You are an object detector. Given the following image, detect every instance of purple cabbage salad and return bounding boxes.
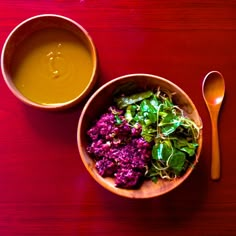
[86,88,201,189]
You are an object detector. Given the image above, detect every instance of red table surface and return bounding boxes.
[0,1,235,235]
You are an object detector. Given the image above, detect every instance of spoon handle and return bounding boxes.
[211,112,220,180]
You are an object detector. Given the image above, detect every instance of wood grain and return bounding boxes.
[0,1,236,235]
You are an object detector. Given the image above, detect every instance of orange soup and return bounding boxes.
[11,28,94,105]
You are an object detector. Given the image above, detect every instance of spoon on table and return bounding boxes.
[202,71,225,180]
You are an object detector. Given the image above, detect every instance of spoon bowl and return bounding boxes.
[202,71,225,180]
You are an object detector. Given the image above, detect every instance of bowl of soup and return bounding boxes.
[1,14,97,109]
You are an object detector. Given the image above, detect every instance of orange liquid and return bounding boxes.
[11,28,93,105]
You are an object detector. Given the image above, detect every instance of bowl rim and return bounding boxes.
[1,14,98,110]
[77,73,203,198]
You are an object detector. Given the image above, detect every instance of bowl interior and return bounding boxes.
[1,14,97,109]
[78,74,203,198]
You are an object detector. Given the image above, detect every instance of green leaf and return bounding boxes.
[115,91,153,109]
[152,145,158,160]
[159,112,179,125]
[140,100,157,124]
[125,105,137,122]
[133,111,144,124]
[149,95,159,110]
[151,176,158,183]
[159,141,173,161]
[160,125,176,136]
[168,150,186,175]
[159,112,182,136]
[141,126,156,142]
[152,140,172,161]
[114,115,122,125]
[163,97,173,108]
[142,132,154,142]
[173,138,198,156]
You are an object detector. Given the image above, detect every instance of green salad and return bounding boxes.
[115,88,201,182]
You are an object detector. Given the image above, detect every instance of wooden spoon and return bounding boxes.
[202,71,225,180]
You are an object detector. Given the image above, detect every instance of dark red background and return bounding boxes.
[0,1,235,235]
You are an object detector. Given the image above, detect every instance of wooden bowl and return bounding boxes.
[77,74,203,198]
[1,14,97,110]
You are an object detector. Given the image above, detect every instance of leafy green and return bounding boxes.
[115,90,153,109]
[152,140,172,161]
[140,99,157,124]
[173,138,198,156]
[141,126,157,143]
[149,95,159,110]
[168,150,186,175]
[159,112,182,136]
[125,105,137,122]
[114,87,201,182]
[114,115,122,125]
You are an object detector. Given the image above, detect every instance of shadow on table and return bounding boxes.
[96,150,209,233]
[20,74,102,147]
[21,101,86,146]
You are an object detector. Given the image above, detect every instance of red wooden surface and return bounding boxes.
[0,1,236,235]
